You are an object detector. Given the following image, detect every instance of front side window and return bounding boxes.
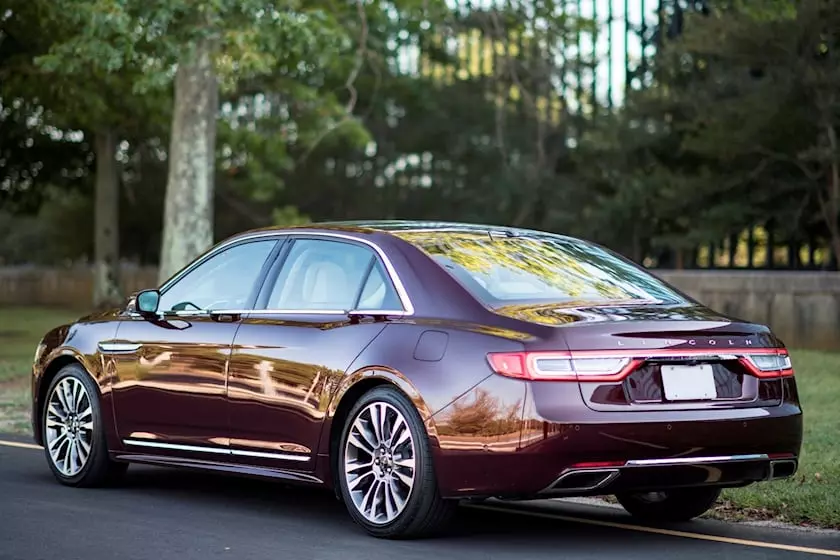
[158,240,277,312]
[266,239,401,311]
[393,230,686,307]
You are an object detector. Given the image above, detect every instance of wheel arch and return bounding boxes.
[321,367,439,493]
[33,351,99,446]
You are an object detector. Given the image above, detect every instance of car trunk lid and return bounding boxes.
[493,301,787,411]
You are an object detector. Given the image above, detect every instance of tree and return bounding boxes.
[35,0,408,283]
[1,2,167,305]
[582,0,840,266]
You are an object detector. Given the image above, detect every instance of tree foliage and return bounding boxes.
[578,0,840,265]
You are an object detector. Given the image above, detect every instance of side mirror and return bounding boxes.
[136,289,161,314]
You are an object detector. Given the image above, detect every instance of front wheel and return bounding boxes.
[337,385,456,539]
[42,364,127,487]
[615,487,722,522]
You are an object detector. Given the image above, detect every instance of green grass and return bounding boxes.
[715,349,840,529]
[0,306,83,433]
[0,307,837,528]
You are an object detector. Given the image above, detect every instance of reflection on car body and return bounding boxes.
[30,221,802,539]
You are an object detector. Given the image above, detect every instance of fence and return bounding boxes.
[1,265,838,350]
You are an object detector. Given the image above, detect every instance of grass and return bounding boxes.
[714,349,840,529]
[0,306,83,433]
[0,306,837,528]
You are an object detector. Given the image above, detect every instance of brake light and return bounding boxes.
[739,350,794,378]
[486,351,642,382]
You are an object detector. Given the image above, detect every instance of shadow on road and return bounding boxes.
[112,464,618,539]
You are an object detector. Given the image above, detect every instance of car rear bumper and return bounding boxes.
[537,453,798,497]
[430,377,803,499]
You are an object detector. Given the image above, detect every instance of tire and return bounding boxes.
[615,487,722,522]
[336,385,457,539]
[42,363,127,487]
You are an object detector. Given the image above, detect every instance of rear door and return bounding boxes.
[226,235,405,468]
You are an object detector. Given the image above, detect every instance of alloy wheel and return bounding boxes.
[45,377,94,477]
[343,401,417,525]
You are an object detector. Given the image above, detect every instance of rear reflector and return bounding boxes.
[568,461,625,469]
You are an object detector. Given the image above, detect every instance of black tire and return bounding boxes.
[615,487,721,522]
[336,385,457,539]
[42,363,127,487]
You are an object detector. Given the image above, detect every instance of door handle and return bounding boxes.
[210,310,242,323]
[98,342,142,353]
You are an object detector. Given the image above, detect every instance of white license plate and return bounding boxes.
[661,364,717,401]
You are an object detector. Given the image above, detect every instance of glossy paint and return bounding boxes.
[30,221,804,501]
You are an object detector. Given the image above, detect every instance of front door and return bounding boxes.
[110,237,280,453]
[226,236,406,468]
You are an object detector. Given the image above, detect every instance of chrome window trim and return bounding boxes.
[154,231,414,317]
[123,439,310,463]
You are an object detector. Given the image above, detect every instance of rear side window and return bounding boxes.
[393,231,686,306]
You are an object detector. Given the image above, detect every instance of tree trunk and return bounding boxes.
[826,124,840,269]
[158,38,219,284]
[92,129,122,308]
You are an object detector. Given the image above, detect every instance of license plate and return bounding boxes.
[661,365,717,401]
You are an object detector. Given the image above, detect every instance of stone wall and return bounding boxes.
[655,270,840,350]
[1,266,838,350]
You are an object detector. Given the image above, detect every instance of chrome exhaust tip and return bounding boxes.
[540,468,621,494]
[768,459,798,480]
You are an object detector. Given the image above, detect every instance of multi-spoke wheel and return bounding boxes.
[42,364,127,487]
[45,376,94,477]
[337,385,456,539]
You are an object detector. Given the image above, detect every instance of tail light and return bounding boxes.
[486,351,642,382]
[739,350,794,378]
[488,347,794,381]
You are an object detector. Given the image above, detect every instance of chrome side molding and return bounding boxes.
[122,438,311,463]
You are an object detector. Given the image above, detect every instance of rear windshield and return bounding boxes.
[394,230,686,307]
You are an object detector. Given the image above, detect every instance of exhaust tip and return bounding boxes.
[541,468,620,494]
[769,459,797,480]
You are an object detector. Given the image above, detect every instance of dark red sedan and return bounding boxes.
[30,221,802,538]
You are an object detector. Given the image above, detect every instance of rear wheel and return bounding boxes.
[42,364,127,487]
[337,385,456,539]
[615,487,721,522]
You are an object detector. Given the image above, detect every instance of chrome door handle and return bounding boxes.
[98,342,142,353]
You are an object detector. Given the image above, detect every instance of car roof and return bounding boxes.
[235,220,578,243]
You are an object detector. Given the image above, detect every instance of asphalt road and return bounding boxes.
[1,437,838,560]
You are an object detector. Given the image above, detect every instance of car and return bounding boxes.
[30,220,802,538]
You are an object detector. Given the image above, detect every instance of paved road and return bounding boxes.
[1,437,838,560]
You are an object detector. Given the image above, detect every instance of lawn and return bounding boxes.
[0,306,837,528]
[0,306,83,433]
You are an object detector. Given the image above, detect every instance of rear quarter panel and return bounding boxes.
[318,320,532,494]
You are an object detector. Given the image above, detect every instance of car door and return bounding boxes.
[110,237,281,453]
[226,235,406,469]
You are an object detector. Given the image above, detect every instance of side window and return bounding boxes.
[357,260,403,310]
[158,240,277,312]
[266,239,402,311]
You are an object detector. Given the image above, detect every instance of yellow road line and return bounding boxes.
[0,439,42,450]
[466,504,840,557]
